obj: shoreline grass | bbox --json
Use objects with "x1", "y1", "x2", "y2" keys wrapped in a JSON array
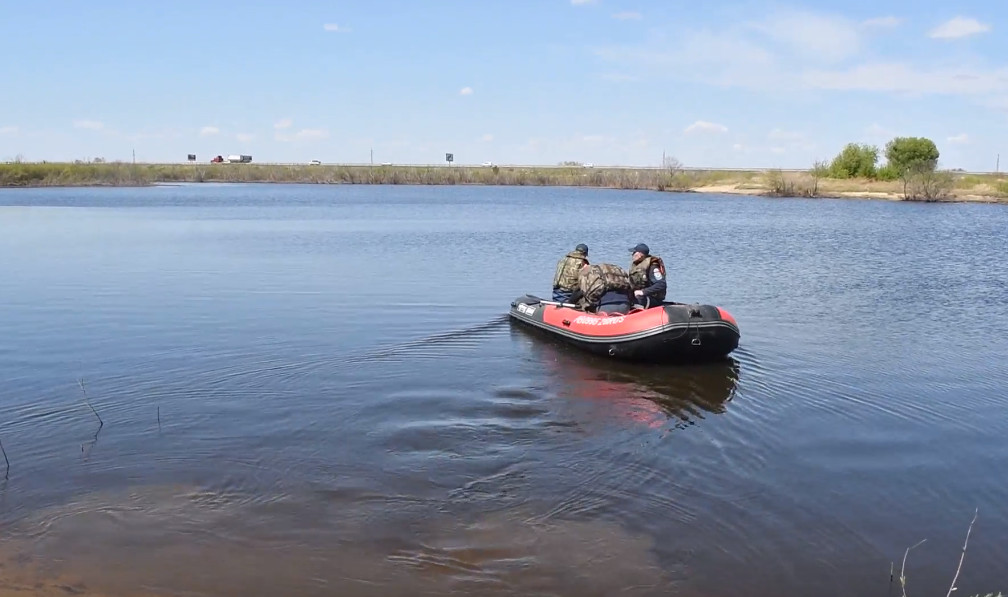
[{"x1": 1, "y1": 162, "x2": 1006, "y2": 203}]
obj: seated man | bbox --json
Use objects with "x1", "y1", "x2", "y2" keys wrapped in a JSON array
[
  {"x1": 568, "y1": 263, "x2": 633, "y2": 314},
  {"x1": 552, "y1": 243, "x2": 589, "y2": 302},
  {"x1": 628, "y1": 242, "x2": 667, "y2": 308}
]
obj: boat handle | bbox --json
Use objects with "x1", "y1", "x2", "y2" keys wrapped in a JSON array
[{"x1": 562, "y1": 319, "x2": 571, "y2": 326}]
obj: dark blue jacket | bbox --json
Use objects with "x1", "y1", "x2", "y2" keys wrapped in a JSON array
[
  {"x1": 553, "y1": 288, "x2": 574, "y2": 303},
  {"x1": 599, "y1": 288, "x2": 631, "y2": 307},
  {"x1": 639, "y1": 265, "x2": 667, "y2": 302}
]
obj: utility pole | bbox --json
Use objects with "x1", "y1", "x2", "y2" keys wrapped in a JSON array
[
  {"x1": 997, "y1": 153, "x2": 1000, "y2": 173},
  {"x1": 132, "y1": 148, "x2": 136, "y2": 164}
]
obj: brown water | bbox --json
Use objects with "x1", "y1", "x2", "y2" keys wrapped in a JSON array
[{"x1": 1, "y1": 184, "x2": 1006, "y2": 596}]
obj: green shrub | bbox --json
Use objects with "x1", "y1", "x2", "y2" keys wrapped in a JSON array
[
  {"x1": 829, "y1": 143, "x2": 878, "y2": 178},
  {"x1": 877, "y1": 164, "x2": 901, "y2": 181}
]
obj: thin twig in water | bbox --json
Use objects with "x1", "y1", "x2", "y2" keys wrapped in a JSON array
[
  {"x1": 78, "y1": 377, "x2": 103, "y2": 427},
  {"x1": 157, "y1": 405, "x2": 161, "y2": 431},
  {"x1": 1, "y1": 437, "x2": 9, "y2": 480},
  {"x1": 946, "y1": 508, "x2": 979, "y2": 597},
  {"x1": 900, "y1": 538, "x2": 927, "y2": 597}
]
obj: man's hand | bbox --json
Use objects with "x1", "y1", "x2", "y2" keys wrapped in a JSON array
[{"x1": 634, "y1": 290, "x2": 644, "y2": 297}]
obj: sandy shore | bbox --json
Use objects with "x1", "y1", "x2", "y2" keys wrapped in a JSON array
[
  {"x1": 690, "y1": 184, "x2": 766, "y2": 196},
  {"x1": 691, "y1": 182, "x2": 1006, "y2": 203}
]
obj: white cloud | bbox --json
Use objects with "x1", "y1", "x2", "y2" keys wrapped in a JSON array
[
  {"x1": 684, "y1": 120, "x2": 728, "y2": 134},
  {"x1": 589, "y1": 9, "x2": 897, "y2": 90},
  {"x1": 862, "y1": 16, "x2": 903, "y2": 28},
  {"x1": 768, "y1": 128, "x2": 805, "y2": 141},
  {"x1": 864, "y1": 123, "x2": 895, "y2": 139},
  {"x1": 599, "y1": 72, "x2": 638, "y2": 82},
  {"x1": 982, "y1": 97, "x2": 1008, "y2": 113},
  {"x1": 585, "y1": 7, "x2": 1008, "y2": 136},
  {"x1": 459, "y1": 86, "x2": 473, "y2": 95},
  {"x1": 728, "y1": 140, "x2": 801, "y2": 157},
  {"x1": 295, "y1": 128, "x2": 328, "y2": 140},
  {"x1": 200, "y1": 126, "x2": 220, "y2": 136},
  {"x1": 947, "y1": 133, "x2": 970, "y2": 144},
  {"x1": 595, "y1": 22, "x2": 1008, "y2": 112},
  {"x1": 108, "y1": 127, "x2": 183, "y2": 142},
  {"x1": 0, "y1": 125, "x2": 17, "y2": 135},
  {"x1": 593, "y1": 29, "x2": 779, "y2": 89},
  {"x1": 73, "y1": 119, "x2": 104, "y2": 130},
  {"x1": 929, "y1": 17, "x2": 991, "y2": 40},
  {"x1": 749, "y1": 10, "x2": 862, "y2": 63},
  {"x1": 274, "y1": 123, "x2": 328, "y2": 142},
  {"x1": 323, "y1": 23, "x2": 350, "y2": 32},
  {"x1": 802, "y1": 62, "x2": 1008, "y2": 95},
  {"x1": 481, "y1": 134, "x2": 494, "y2": 142},
  {"x1": 613, "y1": 12, "x2": 641, "y2": 20},
  {"x1": 380, "y1": 138, "x2": 409, "y2": 149},
  {"x1": 236, "y1": 133, "x2": 254, "y2": 142}
]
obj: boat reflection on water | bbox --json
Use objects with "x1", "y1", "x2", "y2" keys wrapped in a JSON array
[{"x1": 511, "y1": 323, "x2": 741, "y2": 431}]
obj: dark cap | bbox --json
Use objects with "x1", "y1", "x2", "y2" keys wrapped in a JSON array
[
  {"x1": 629, "y1": 243, "x2": 650, "y2": 255},
  {"x1": 575, "y1": 243, "x2": 588, "y2": 254}
]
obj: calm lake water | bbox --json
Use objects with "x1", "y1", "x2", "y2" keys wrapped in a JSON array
[{"x1": 0, "y1": 183, "x2": 1006, "y2": 596}]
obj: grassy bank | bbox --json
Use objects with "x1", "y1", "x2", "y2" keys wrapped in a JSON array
[
  {"x1": 1, "y1": 161, "x2": 1006, "y2": 203},
  {"x1": 0, "y1": 161, "x2": 756, "y2": 189}
]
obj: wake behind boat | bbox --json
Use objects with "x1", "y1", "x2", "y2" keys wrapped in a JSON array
[{"x1": 509, "y1": 294, "x2": 740, "y2": 364}]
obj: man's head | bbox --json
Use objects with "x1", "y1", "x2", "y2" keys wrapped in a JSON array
[
  {"x1": 575, "y1": 243, "x2": 588, "y2": 255},
  {"x1": 629, "y1": 243, "x2": 649, "y2": 263}
]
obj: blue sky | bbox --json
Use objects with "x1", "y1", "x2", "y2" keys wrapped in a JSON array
[{"x1": 2, "y1": 0, "x2": 1007, "y2": 170}]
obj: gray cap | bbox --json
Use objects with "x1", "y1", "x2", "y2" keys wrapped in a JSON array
[
  {"x1": 575, "y1": 243, "x2": 588, "y2": 254},
  {"x1": 629, "y1": 243, "x2": 650, "y2": 255}
]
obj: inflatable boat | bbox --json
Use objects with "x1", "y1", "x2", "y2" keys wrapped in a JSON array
[{"x1": 508, "y1": 294, "x2": 740, "y2": 364}]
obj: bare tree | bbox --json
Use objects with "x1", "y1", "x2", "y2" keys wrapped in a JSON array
[
  {"x1": 663, "y1": 155, "x2": 682, "y2": 175},
  {"x1": 809, "y1": 159, "x2": 828, "y2": 197},
  {"x1": 902, "y1": 162, "x2": 953, "y2": 201}
]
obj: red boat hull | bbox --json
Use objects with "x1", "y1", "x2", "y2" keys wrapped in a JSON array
[{"x1": 509, "y1": 294, "x2": 740, "y2": 363}]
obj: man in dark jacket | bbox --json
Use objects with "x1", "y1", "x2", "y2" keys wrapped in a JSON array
[{"x1": 628, "y1": 243, "x2": 666, "y2": 308}]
